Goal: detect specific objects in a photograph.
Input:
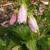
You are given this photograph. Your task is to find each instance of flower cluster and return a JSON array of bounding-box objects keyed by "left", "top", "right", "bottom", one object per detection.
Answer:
[
  {"left": 0, "top": 0, "right": 40, "bottom": 33},
  {"left": 0, "top": 0, "right": 49, "bottom": 50},
  {"left": 0, "top": 0, "right": 49, "bottom": 33}
]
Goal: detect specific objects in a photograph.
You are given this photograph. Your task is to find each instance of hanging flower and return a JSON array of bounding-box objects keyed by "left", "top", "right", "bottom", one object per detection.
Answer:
[
  {"left": 38, "top": 4, "right": 46, "bottom": 16},
  {"left": 1, "top": 21, "right": 9, "bottom": 27},
  {"left": 9, "top": 13, "right": 17, "bottom": 25},
  {"left": 28, "top": 15, "right": 39, "bottom": 33},
  {"left": 40, "top": 0, "right": 48, "bottom": 5},
  {"left": 17, "top": 4, "right": 27, "bottom": 24}
]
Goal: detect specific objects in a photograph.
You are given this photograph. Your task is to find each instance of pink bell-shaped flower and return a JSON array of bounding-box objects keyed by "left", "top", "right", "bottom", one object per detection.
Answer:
[
  {"left": 17, "top": 4, "right": 27, "bottom": 24},
  {"left": 9, "top": 13, "right": 17, "bottom": 25},
  {"left": 28, "top": 15, "right": 39, "bottom": 33}
]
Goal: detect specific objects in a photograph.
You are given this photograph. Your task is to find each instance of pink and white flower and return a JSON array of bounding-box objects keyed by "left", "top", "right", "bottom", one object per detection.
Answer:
[
  {"left": 28, "top": 15, "right": 39, "bottom": 33},
  {"left": 17, "top": 4, "right": 27, "bottom": 24}
]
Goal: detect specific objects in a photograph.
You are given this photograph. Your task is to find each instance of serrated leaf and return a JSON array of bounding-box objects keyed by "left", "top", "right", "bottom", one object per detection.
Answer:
[
  {"left": 8, "top": 24, "right": 32, "bottom": 41},
  {"left": 25, "top": 39, "right": 37, "bottom": 50}
]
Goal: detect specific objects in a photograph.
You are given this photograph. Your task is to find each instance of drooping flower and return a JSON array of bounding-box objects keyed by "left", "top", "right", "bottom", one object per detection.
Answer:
[
  {"left": 28, "top": 15, "right": 39, "bottom": 33},
  {"left": 40, "top": 0, "right": 49, "bottom": 5},
  {"left": 1, "top": 21, "right": 9, "bottom": 27},
  {"left": 9, "top": 13, "right": 17, "bottom": 25},
  {"left": 17, "top": 4, "right": 27, "bottom": 24},
  {"left": 38, "top": 4, "right": 46, "bottom": 16}
]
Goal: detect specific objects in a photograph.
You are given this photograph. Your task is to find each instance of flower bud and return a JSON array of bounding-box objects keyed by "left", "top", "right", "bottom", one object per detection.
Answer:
[
  {"left": 17, "top": 4, "right": 27, "bottom": 24},
  {"left": 28, "top": 15, "right": 39, "bottom": 33}
]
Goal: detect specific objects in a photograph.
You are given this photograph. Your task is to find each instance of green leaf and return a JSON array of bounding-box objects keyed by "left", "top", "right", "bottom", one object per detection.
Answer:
[
  {"left": 25, "top": 39, "right": 37, "bottom": 50},
  {"left": 11, "top": 24, "right": 31, "bottom": 41},
  {"left": 7, "top": 39, "right": 17, "bottom": 50},
  {"left": 38, "top": 37, "right": 48, "bottom": 50}
]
